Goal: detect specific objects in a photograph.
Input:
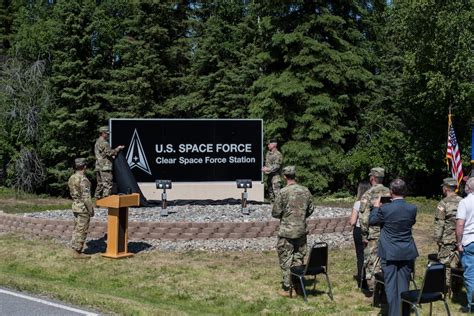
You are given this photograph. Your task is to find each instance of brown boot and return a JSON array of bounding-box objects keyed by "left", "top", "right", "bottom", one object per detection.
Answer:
[
  {"left": 71, "top": 249, "right": 90, "bottom": 259},
  {"left": 278, "top": 290, "right": 291, "bottom": 297}
]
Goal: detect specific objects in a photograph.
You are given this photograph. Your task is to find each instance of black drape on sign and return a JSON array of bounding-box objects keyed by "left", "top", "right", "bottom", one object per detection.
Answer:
[
  {"left": 113, "top": 152, "right": 266, "bottom": 207},
  {"left": 113, "top": 152, "right": 160, "bottom": 207}
]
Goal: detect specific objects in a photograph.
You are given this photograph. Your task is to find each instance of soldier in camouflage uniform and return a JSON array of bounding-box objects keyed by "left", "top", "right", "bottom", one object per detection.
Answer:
[
  {"left": 434, "top": 177, "right": 462, "bottom": 292},
  {"left": 68, "top": 158, "right": 94, "bottom": 259},
  {"left": 94, "top": 126, "right": 124, "bottom": 199},
  {"left": 359, "top": 167, "right": 390, "bottom": 292},
  {"left": 272, "top": 166, "right": 314, "bottom": 297},
  {"left": 262, "top": 139, "right": 283, "bottom": 202}
]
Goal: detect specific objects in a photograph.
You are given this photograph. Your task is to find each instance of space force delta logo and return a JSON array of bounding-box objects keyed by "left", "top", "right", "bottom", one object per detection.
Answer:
[{"left": 126, "top": 129, "right": 152, "bottom": 175}]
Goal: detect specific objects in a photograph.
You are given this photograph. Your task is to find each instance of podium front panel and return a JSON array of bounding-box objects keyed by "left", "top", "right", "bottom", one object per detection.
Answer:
[{"left": 118, "top": 207, "right": 127, "bottom": 253}]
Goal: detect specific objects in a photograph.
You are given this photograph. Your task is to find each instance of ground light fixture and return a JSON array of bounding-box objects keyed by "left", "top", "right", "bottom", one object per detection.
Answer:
[
  {"left": 236, "top": 179, "right": 252, "bottom": 215},
  {"left": 156, "top": 180, "right": 172, "bottom": 216}
]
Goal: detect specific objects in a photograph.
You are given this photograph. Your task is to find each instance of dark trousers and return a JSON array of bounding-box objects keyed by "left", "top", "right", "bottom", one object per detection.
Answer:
[
  {"left": 382, "top": 259, "right": 413, "bottom": 316},
  {"left": 353, "top": 226, "right": 364, "bottom": 281}
]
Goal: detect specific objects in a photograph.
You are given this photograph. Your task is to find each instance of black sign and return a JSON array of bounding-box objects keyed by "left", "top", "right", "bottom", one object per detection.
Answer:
[{"left": 110, "top": 119, "right": 263, "bottom": 182}]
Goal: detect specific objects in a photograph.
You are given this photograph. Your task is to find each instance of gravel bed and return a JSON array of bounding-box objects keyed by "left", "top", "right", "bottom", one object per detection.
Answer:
[{"left": 23, "top": 204, "right": 350, "bottom": 222}]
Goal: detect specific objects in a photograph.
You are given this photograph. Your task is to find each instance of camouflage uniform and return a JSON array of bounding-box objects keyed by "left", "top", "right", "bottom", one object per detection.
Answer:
[
  {"left": 272, "top": 168, "right": 314, "bottom": 290},
  {"left": 94, "top": 136, "right": 120, "bottom": 199},
  {"left": 359, "top": 183, "right": 390, "bottom": 289},
  {"left": 68, "top": 169, "right": 94, "bottom": 252},
  {"left": 264, "top": 149, "right": 283, "bottom": 201},
  {"left": 435, "top": 193, "right": 462, "bottom": 291}
]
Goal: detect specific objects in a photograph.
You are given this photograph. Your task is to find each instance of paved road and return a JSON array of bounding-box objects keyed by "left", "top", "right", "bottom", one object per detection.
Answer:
[{"left": 0, "top": 288, "right": 99, "bottom": 316}]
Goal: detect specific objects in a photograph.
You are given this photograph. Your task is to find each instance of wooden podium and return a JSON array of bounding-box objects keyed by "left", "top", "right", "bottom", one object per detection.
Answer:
[{"left": 96, "top": 193, "right": 140, "bottom": 259}]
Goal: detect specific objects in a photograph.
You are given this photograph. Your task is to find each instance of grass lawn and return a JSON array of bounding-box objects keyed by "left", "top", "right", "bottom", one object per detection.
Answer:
[{"left": 0, "top": 190, "right": 467, "bottom": 315}]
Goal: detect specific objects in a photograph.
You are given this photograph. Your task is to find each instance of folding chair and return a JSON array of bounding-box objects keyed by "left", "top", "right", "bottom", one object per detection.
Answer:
[
  {"left": 427, "top": 252, "right": 463, "bottom": 297},
  {"left": 372, "top": 260, "right": 418, "bottom": 307},
  {"left": 289, "top": 242, "right": 334, "bottom": 302},
  {"left": 400, "top": 262, "right": 450, "bottom": 316}
]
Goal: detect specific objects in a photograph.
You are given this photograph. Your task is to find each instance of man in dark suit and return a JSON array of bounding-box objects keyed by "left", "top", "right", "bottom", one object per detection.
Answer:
[{"left": 369, "top": 178, "right": 418, "bottom": 316}]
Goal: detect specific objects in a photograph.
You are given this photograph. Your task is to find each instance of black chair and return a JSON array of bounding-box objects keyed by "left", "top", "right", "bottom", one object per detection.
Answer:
[
  {"left": 372, "top": 260, "right": 418, "bottom": 307},
  {"left": 427, "top": 252, "right": 464, "bottom": 297},
  {"left": 289, "top": 242, "right": 333, "bottom": 302},
  {"left": 400, "top": 262, "right": 450, "bottom": 316}
]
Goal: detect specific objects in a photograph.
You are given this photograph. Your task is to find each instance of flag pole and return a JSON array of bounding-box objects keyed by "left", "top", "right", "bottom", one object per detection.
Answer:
[
  {"left": 446, "top": 108, "right": 451, "bottom": 175},
  {"left": 446, "top": 107, "right": 465, "bottom": 190}
]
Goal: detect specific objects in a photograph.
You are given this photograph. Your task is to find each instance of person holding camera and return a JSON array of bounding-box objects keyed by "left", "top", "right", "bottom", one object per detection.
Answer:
[{"left": 369, "top": 178, "right": 418, "bottom": 316}]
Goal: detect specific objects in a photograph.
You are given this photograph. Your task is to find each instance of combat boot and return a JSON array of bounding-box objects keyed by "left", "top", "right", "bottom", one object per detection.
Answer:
[
  {"left": 71, "top": 249, "right": 90, "bottom": 259},
  {"left": 278, "top": 290, "right": 291, "bottom": 297},
  {"left": 278, "top": 285, "right": 293, "bottom": 298}
]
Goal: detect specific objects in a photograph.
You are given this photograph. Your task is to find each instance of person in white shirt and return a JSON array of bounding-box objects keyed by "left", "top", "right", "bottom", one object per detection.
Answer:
[{"left": 456, "top": 177, "right": 474, "bottom": 313}]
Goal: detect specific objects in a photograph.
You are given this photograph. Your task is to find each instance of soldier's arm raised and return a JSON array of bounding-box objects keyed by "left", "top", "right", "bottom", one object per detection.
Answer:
[
  {"left": 99, "top": 140, "right": 121, "bottom": 158},
  {"left": 369, "top": 205, "right": 382, "bottom": 226}
]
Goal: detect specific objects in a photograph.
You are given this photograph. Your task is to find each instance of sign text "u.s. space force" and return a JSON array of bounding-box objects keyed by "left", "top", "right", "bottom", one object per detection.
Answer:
[{"left": 155, "top": 143, "right": 252, "bottom": 153}]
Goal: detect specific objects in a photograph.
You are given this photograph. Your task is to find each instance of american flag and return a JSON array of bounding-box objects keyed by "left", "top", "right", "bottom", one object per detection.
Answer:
[{"left": 446, "top": 115, "right": 463, "bottom": 187}]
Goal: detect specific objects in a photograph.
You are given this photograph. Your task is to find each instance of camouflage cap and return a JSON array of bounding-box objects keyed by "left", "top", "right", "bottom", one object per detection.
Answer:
[
  {"left": 282, "top": 165, "right": 296, "bottom": 176},
  {"left": 441, "top": 177, "right": 457, "bottom": 187},
  {"left": 368, "top": 167, "right": 385, "bottom": 177},
  {"left": 74, "top": 158, "right": 87, "bottom": 168},
  {"left": 99, "top": 126, "right": 109, "bottom": 133},
  {"left": 268, "top": 138, "right": 278, "bottom": 144}
]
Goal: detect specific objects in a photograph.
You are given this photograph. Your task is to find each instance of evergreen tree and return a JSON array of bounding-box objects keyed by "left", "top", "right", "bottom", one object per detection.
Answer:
[
  {"left": 100, "top": 1, "right": 191, "bottom": 118},
  {"left": 0, "top": 0, "right": 14, "bottom": 56},
  {"left": 249, "top": 1, "right": 375, "bottom": 192},
  {"left": 38, "top": 0, "right": 102, "bottom": 194},
  {"left": 340, "top": 0, "right": 410, "bottom": 185},
  {"left": 164, "top": 1, "right": 260, "bottom": 118},
  {"left": 10, "top": 0, "right": 57, "bottom": 62}
]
